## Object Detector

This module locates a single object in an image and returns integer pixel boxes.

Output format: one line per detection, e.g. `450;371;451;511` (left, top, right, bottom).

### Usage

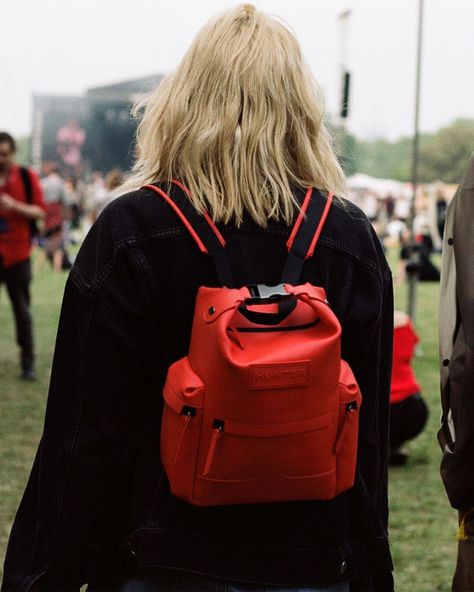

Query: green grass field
0;250;457;590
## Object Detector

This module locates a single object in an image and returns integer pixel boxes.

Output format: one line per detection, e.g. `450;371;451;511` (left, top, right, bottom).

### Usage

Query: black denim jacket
2;186;394;591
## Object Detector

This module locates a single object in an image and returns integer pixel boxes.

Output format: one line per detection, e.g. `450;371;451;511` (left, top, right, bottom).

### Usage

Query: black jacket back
2;186;394;591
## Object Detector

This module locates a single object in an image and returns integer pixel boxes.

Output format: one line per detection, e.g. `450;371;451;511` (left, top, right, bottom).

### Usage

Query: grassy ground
0;249;457;590
389;254;457;591
0;254;65;582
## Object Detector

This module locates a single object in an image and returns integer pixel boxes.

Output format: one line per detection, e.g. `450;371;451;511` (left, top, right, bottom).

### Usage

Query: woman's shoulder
95;186;388;276
322;194;389;278
71;188;174;290
97;186;187;239
329;194;374;232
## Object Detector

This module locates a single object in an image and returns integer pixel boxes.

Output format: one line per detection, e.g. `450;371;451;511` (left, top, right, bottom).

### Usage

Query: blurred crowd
34;169;456;286
348;181;455;286
346;181;455;467
35;166;124;272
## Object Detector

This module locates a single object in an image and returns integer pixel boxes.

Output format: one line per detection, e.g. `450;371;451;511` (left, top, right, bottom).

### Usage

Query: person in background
439;154;474;591
397;228;440;285
87;171;107;223
0;131;45;380
389;310;428;465
63;175;84;234
40;164;67;272
95;168;124;217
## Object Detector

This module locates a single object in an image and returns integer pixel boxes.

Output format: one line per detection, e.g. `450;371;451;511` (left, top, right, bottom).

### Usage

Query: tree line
339;118;474;184
14;117;474;185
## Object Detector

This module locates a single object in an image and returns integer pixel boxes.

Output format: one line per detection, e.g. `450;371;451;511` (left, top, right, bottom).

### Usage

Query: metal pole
337;9;351;168
406;0;424;320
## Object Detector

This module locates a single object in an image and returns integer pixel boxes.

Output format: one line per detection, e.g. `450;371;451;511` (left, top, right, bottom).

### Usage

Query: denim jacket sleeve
341;230;393;534
340;234;393;590
2;208;153;591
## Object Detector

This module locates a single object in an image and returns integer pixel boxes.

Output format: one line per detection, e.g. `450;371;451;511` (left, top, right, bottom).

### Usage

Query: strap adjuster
246;284;290;304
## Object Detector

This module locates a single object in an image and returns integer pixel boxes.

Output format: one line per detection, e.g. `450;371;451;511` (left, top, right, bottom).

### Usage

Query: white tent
347;173;411;199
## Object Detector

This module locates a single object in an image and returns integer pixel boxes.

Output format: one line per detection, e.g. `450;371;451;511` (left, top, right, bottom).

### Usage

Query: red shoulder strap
281;188;334;284
143;181;233;287
286;188;334;260
170;180;226;248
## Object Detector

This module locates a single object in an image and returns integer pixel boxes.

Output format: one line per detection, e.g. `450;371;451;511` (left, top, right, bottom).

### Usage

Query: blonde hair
120;4;346;226
105;168;124;191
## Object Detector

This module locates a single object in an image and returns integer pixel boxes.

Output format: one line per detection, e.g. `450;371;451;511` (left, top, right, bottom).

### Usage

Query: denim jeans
89;568;350;592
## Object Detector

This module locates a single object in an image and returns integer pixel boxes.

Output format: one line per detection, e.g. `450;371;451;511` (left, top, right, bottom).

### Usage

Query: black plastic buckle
246;284;291;304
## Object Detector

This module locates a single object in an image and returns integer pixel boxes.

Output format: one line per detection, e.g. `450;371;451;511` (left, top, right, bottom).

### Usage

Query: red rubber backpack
145;181;362;506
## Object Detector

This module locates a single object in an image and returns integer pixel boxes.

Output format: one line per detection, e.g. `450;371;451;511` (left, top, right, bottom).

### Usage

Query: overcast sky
1;0;473;140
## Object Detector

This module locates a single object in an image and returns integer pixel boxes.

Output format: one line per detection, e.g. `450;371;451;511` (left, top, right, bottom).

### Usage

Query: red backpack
145;181;362;506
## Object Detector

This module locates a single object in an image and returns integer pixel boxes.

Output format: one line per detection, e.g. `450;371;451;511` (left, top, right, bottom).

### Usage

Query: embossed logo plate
250;362;310;390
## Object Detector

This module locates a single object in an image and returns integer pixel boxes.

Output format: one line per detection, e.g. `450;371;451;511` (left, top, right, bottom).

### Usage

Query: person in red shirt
0;131;46;380
389;310;429;465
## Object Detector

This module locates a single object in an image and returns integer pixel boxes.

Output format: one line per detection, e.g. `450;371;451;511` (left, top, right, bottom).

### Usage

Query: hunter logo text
250;362;310;389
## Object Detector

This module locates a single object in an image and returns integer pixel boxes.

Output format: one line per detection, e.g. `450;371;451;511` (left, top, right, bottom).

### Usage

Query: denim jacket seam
381;267;393;290
69;267;92;298
131;245;160;302
71;228;184;297
319;237;380;277
73;223;382;295
137;228;382;280
15;571;47;592
219;226;381;277
115;227;185;248
132;526;366;555
123;213;380;276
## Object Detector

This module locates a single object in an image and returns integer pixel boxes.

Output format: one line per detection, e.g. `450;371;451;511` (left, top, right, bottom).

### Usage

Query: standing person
63;175;84;233
86;171;107;224
95;168;124;217
439;154;474;591
40;164;66;272
2;6;394;591
0;131;45;380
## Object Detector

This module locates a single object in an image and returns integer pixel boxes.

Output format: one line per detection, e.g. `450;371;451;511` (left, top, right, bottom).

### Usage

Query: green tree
331;126;358;177
418;119;474;183
351;136;414;182
345;118;474;184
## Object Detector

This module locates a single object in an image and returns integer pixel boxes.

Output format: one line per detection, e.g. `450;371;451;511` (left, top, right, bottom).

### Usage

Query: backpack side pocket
161;357;205;503
335;360;362;494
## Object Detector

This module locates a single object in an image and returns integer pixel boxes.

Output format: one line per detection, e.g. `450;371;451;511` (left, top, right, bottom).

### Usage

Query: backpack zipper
334;401;358;454
173;407;195;462
203;420;225;476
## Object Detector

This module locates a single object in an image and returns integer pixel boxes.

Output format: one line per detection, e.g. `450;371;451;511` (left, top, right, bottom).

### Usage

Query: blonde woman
2;5;393;592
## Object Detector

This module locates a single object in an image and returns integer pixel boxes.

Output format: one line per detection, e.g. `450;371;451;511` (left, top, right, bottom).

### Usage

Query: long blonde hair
120;4;346;226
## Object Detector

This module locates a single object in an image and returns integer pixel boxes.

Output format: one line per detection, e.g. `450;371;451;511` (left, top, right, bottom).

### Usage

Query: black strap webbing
19;167;32;203
280;189;332;285
147;182;234;288
146;182;332;289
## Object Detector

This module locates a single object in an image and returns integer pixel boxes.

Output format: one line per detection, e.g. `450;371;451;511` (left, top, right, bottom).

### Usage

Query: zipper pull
334;402;358;454
174;409;193;462
203;422;224;476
